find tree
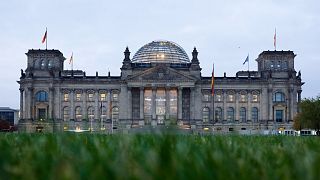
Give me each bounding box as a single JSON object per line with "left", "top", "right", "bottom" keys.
{"left": 294, "top": 96, "right": 320, "bottom": 135}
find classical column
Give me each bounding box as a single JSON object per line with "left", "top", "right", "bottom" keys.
{"left": 178, "top": 87, "right": 182, "bottom": 121}
{"left": 152, "top": 87, "right": 156, "bottom": 120}
{"left": 94, "top": 90, "right": 99, "bottom": 120}
{"left": 268, "top": 88, "right": 273, "bottom": 122}
{"left": 235, "top": 92, "right": 239, "bottom": 122}
{"left": 27, "top": 87, "right": 33, "bottom": 120}
{"left": 70, "top": 90, "right": 75, "bottom": 120}
{"left": 82, "top": 90, "right": 87, "bottom": 120}
{"left": 140, "top": 87, "right": 144, "bottom": 120}
{"left": 165, "top": 87, "right": 170, "bottom": 120}
{"left": 48, "top": 87, "right": 54, "bottom": 119}
{"left": 248, "top": 92, "right": 252, "bottom": 122}
{"left": 297, "top": 90, "right": 302, "bottom": 113}
{"left": 190, "top": 87, "right": 195, "bottom": 121}
{"left": 127, "top": 87, "right": 132, "bottom": 121}
{"left": 19, "top": 88, "right": 24, "bottom": 119}
{"left": 223, "top": 90, "right": 227, "bottom": 121}
{"left": 107, "top": 90, "right": 111, "bottom": 120}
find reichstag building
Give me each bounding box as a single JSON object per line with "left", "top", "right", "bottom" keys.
{"left": 18, "top": 40, "right": 303, "bottom": 133}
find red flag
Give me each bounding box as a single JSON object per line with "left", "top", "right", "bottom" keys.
{"left": 274, "top": 28, "right": 276, "bottom": 50}
{"left": 211, "top": 63, "right": 214, "bottom": 96}
{"left": 42, "top": 29, "right": 47, "bottom": 44}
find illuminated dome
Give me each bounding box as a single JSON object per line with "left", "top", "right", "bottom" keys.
{"left": 131, "top": 40, "right": 190, "bottom": 63}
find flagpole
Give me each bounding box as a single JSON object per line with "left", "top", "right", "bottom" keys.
{"left": 46, "top": 27, "right": 47, "bottom": 50}
{"left": 248, "top": 54, "right": 250, "bottom": 71}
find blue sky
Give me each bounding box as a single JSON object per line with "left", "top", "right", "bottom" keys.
{"left": 0, "top": 0, "right": 319, "bottom": 109}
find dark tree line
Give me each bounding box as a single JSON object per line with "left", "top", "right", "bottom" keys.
{"left": 293, "top": 96, "right": 320, "bottom": 135}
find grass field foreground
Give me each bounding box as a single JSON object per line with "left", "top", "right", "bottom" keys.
{"left": 0, "top": 134, "right": 319, "bottom": 179}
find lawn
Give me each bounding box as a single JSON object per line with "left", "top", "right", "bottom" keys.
{"left": 0, "top": 133, "right": 319, "bottom": 180}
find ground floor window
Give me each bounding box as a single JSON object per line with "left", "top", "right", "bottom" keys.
{"left": 227, "top": 107, "right": 234, "bottom": 122}
{"left": 215, "top": 107, "right": 222, "bottom": 122}
{"left": 63, "top": 107, "right": 69, "bottom": 121}
{"left": 276, "top": 110, "right": 283, "bottom": 122}
{"left": 38, "top": 108, "right": 46, "bottom": 120}
{"left": 112, "top": 107, "right": 119, "bottom": 122}
{"left": 75, "top": 107, "right": 82, "bottom": 121}
{"left": 240, "top": 107, "right": 246, "bottom": 122}
{"left": 202, "top": 107, "right": 210, "bottom": 123}
{"left": 252, "top": 107, "right": 259, "bottom": 122}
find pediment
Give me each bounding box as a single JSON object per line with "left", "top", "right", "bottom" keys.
{"left": 126, "top": 65, "right": 197, "bottom": 82}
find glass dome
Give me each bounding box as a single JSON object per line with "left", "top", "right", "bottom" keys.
{"left": 131, "top": 40, "right": 190, "bottom": 63}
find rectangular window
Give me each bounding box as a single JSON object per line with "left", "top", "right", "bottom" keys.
{"left": 216, "top": 94, "right": 222, "bottom": 102}
{"left": 112, "top": 93, "right": 118, "bottom": 101}
{"left": 228, "top": 95, "right": 234, "bottom": 102}
{"left": 63, "top": 93, "right": 69, "bottom": 101}
{"left": 144, "top": 89, "right": 152, "bottom": 115}
{"left": 276, "top": 110, "right": 283, "bottom": 122}
{"left": 76, "top": 93, "right": 81, "bottom": 101}
{"left": 240, "top": 95, "right": 246, "bottom": 102}
{"left": 88, "top": 93, "right": 94, "bottom": 101}
{"left": 252, "top": 95, "right": 258, "bottom": 102}
{"left": 100, "top": 93, "right": 106, "bottom": 101}
{"left": 203, "top": 94, "right": 210, "bottom": 101}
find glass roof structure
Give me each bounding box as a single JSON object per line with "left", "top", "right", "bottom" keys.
{"left": 131, "top": 40, "right": 190, "bottom": 63}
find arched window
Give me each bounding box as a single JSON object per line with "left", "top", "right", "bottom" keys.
{"left": 112, "top": 107, "right": 119, "bottom": 122}
{"left": 75, "top": 107, "right": 82, "bottom": 121}
{"left": 227, "top": 107, "right": 234, "bottom": 122}
{"left": 252, "top": 107, "right": 259, "bottom": 122}
{"left": 240, "top": 107, "right": 246, "bottom": 122}
{"left": 202, "top": 107, "right": 210, "bottom": 123}
{"left": 35, "top": 91, "right": 48, "bottom": 102}
{"left": 40, "top": 60, "right": 46, "bottom": 69}
{"left": 48, "top": 60, "right": 53, "bottom": 69}
{"left": 100, "top": 106, "right": 107, "bottom": 121}
{"left": 274, "top": 92, "right": 285, "bottom": 102}
{"left": 215, "top": 107, "right": 223, "bottom": 122}
{"left": 87, "top": 106, "right": 95, "bottom": 120}
{"left": 63, "top": 107, "right": 70, "bottom": 121}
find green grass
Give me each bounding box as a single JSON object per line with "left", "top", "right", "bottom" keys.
{"left": 0, "top": 133, "right": 319, "bottom": 180}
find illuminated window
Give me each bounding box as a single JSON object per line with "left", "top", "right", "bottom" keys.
{"left": 63, "top": 93, "right": 69, "bottom": 101}
{"left": 76, "top": 93, "right": 81, "bottom": 101}
{"left": 100, "top": 93, "right": 106, "bottom": 101}
{"left": 252, "top": 94, "right": 259, "bottom": 102}
{"left": 215, "top": 107, "right": 223, "bottom": 122}
{"left": 75, "top": 107, "right": 82, "bottom": 121}
{"left": 203, "top": 94, "right": 210, "bottom": 101}
{"left": 144, "top": 89, "right": 152, "bottom": 115}
{"left": 87, "top": 106, "right": 94, "bottom": 120}
{"left": 202, "top": 107, "right": 210, "bottom": 123}
{"left": 216, "top": 94, "right": 222, "bottom": 102}
{"left": 240, "top": 94, "right": 247, "bottom": 102}
{"left": 112, "top": 107, "right": 119, "bottom": 122}
{"left": 48, "top": 60, "right": 53, "bottom": 69}
{"left": 227, "top": 107, "right": 234, "bottom": 122}
{"left": 228, "top": 95, "right": 234, "bottom": 102}
{"left": 169, "top": 89, "right": 177, "bottom": 116}
{"left": 40, "top": 60, "right": 46, "bottom": 69}
{"left": 63, "top": 107, "right": 70, "bottom": 121}
{"left": 112, "top": 93, "right": 118, "bottom": 101}
{"left": 88, "top": 93, "right": 94, "bottom": 101}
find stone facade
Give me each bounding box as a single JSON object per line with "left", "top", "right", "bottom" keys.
{"left": 18, "top": 41, "right": 303, "bottom": 133}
